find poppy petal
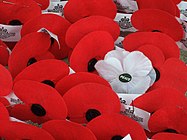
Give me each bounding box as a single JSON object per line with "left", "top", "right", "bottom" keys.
{"left": 0, "top": 41, "right": 9, "bottom": 66}
{"left": 63, "top": 83, "right": 121, "bottom": 124}
{"left": 152, "top": 133, "right": 187, "bottom": 140}
{"left": 42, "top": 120, "right": 97, "bottom": 140}
{"left": 65, "top": 16, "right": 120, "bottom": 49}
{"left": 34, "top": 0, "right": 49, "bottom": 10}
{"left": 55, "top": 72, "right": 111, "bottom": 96}
{"left": 0, "top": 102, "right": 9, "bottom": 120}
{"left": 70, "top": 31, "right": 114, "bottom": 73}
{"left": 131, "top": 9, "right": 184, "bottom": 41}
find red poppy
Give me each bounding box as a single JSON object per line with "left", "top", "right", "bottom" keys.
{"left": 0, "top": 0, "right": 41, "bottom": 25}
{"left": 0, "top": 64, "right": 12, "bottom": 96}
{"left": 0, "top": 102, "right": 9, "bottom": 120}
{"left": 150, "top": 58, "right": 187, "bottom": 94}
{"left": 87, "top": 113, "right": 147, "bottom": 140}
{"left": 55, "top": 72, "right": 111, "bottom": 96}
{"left": 65, "top": 16, "right": 120, "bottom": 49}
{"left": 64, "top": 0, "right": 117, "bottom": 23}
{"left": 0, "top": 40, "right": 9, "bottom": 66}
{"left": 21, "top": 13, "right": 71, "bottom": 59}
{"left": 123, "top": 32, "right": 180, "bottom": 67}
{"left": 152, "top": 133, "right": 187, "bottom": 140}
{"left": 136, "top": 0, "right": 177, "bottom": 16}
{"left": 12, "top": 80, "right": 68, "bottom": 124}
{"left": 0, "top": 97, "right": 10, "bottom": 107}
{"left": 0, "top": 121, "right": 55, "bottom": 140}
{"left": 8, "top": 32, "right": 51, "bottom": 78}
{"left": 131, "top": 9, "right": 184, "bottom": 41}
{"left": 33, "top": 0, "right": 49, "bottom": 10}
{"left": 14, "top": 59, "right": 69, "bottom": 88}
{"left": 42, "top": 120, "right": 97, "bottom": 140}
{"left": 63, "top": 83, "right": 121, "bottom": 124}
{"left": 70, "top": 31, "right": 114, "bottom": 73}
{"left": 172, "top": 0, "right": 181, "bottom": 4}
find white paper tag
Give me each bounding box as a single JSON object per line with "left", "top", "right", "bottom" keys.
{"left": 38, "top": 28, "right": 60, "bottom": 49}
{"left": 0, "top": 24, "right": 22, "bottom": 42}
{"left": 69, "top": 67, "right": 75, "bottom": 74}
{"left": 178, "top": 1, "right": 187, "bottom": 21}
{"left": 113, "top": 0, "right": 138, "bottom": 13}
{"left": 121, "top": 105, "right": 151, "bottom": 131}
{"left": 42, "top": 1, "right": 68, "bottom": 16}
{"left": 118, "top": 94, "right": 141, "bottom": 105}
{"left": 4, "top": 92, "right": 23, "bottom": 105}
{"left": 122, "top": 134, "right": 132, "bottom": 140}
{"left": 115, "top": 13, "right": 137, "bottom": 34}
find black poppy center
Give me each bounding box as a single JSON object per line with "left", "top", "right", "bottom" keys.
{"left": 50, "top": 37, "right": 55, "bottom": 46}
{"left": 88, "top": 58, "right": 98, "bottom": 72}
{"left": 31, "top": 104, "right": 46, "bottom": 117}
{"left": 164, "top": 129, "right": 178, "bottom": 133}
{"left": 9, "top": 20, "right": 22, "bottom": 25}
{"left": 41, "top": 80, "right": 55, "bottom": 88}
{"left": 27, "top": 57, "right": 37, "bottom": 66}
{"left": 86, "top": 109, "right": 101, "bottom": 122}
{"left": 112, "top": 135, "right": 124, "bottom": 140}
{"left": 119, "top": 73, "right": 132, "bottom": 83}
{"left": 154, "top": 67, "right": 160, "bottom": 82}
{"left": 152, "top": 30, "right": 161, "bottom": 32}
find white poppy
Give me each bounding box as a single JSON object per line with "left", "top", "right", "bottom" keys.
{"left": 95, "top": 48, "right": 156, "bottom": 94}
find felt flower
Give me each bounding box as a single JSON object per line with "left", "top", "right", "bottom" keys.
{"left": 95, "top": 48, "right": 156, "bottom": 94}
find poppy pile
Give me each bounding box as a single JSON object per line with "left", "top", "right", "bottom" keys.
{"left": 0, "top": 0, "right": 187, "bottom": 140}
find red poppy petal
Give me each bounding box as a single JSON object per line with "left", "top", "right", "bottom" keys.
{"left": 123, "top": 32, "right": 180, "bottom": 59}
{"left": 63, "top": 83, "right": 121, "bottom": 124}
{"left": 55, "top": 72, "right": 111, "bottom": 96}
{"left": 34, "top": 0, "right": 49, "bottom": 10}
{"left": 133, "top": 88, "right": 187, "bottom": 113}
{"left": 0, "top": 102, "right": 9, "bottom": 120}
{"left": 137, "top": 45, "right": 165, "bottom": 68}
{"left": 64, "top": 0, "right": 117, "bottom": 23}
{"left": 136, "top": 0, "right": 176, "bottom": 16}
{"left": 65, "top": 16, "right": 120, "bottom": 49}
{"left": 0, "top": 41, "right": 9, "bottom": 66}
{"left": 21, "top": 14, "right": 71, "bottom": 37}
{"left": 35, "top": 51, "right": 55, "bottom": 60}
{"left": 131, "top": 9, "right": 184, "bottom": 41}
{"left": 0, "top": 64, "right": 12, "bottom": 96}
{"left": 6, "top": 0, "right": 41, "bottom": 24}
{"left": 14, "top": 59, "right": 69, "bottom": 86}
{"left": 148, "top": 106, "right": 187, "bottom": 135}
{"left": 0, "top": 97, "right": 10, "bottom": 107}
{"left": 0, "top": 121, "right": 55, "bottom": 140}
{"left": 42, "top": 120, "right": 97, "bottom": 140}
{"left": 152, "top": 133, "right": 187, "bottom": 140}
{"left": 151, "top": 58, "right": 187, "bottom": 93}
{"left": 70, "top": 31, "right": 114, "bottom": 73}
{"left": 8, "top": 32, "right": 51, "bottom": 78}
{"left": 13, "top": 80, "right": 68, "bottom": 122}
{"left": 87, "top": 114, "right": 147, "bottom": 140}
{"left": 172, "top": 0, "right": 181, "bottom": 4}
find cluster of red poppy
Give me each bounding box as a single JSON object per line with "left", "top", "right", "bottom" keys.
{"left": 0, "top": 0, "right": 187, "bottom": 139}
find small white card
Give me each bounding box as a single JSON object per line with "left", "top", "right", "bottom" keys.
{"left": 114, "top": 0, "right": 138, "bottom": 13}
{"left": 0, "top": 24, "right": 22, "bottom": 42}
{"left": 178, "top": 1, "right": 187, "bottom": 21}
{"left": 4, "top": 92, "right": 23, "bottom": 105}
{"left": 118, "top": 93, "right": 141, "bottom": 105}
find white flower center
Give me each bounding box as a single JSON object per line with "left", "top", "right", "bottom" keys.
{"left": 119, "top": 73, "right": 132, "bottom": 83}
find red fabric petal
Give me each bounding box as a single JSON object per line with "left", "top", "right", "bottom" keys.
{"left": 33, "top": 0, "right": 49, "bottom": 10}
{"left": 0, "top": 121, "right": 55, "bottom": 140}
{"left": 0, "top": 102, "right": 9, "bottom": 120}
{"left": 172, "top": 0, "right": 181, "bottom": 4}
{"left": 14, "top": 59, "right": 69, "bottom": 85}
{"left": 87, "top": 114, "right": 147, "bottom": 140}
{"left": 8, "top": 32, "right": 51, "bottom": 78}
{"left": 70, "top": 31, "right": 114, "bottom": 73}
{"left": 13, "top": 80, "right": 68, "bottom": 123}
{"left": 152, "top": 133, "right": 187, "bottom": 140}
{"left": 65, "top": 16, "right": 120, "bottom": 49}
{"left": 0, "top": 41, "right": 9, "bottom": 66}
{"left": 42, "top": 120, "right": 97, "bottom": 140}
{"left": 0, "top": 64, "right": 12, "bottom": 96}
{"left": 136, "top": 0, "right": 176, "bottom": 16}
{"left": 131, "top": 9, "right": 184, "bottom": 41}
{"left": 63, "top": 83, "right": 121, "bottom": 124}
{"left": 123, "top": 32, "right": 180, "bottom": 60}
{"left": 55, "top": 72, "right": 111, "bottom": 96}
{"left": 64, "top": 0, "right": 117, "bottom": 23}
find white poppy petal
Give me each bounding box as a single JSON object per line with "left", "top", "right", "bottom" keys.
{"left": 104, "top": 57, "right": 123, "bottom": 72}
{"left": 127, "top": 76, "right": 151, "bottom": 94}
{"left": 95, "top": 61, "right": 121, "bottom": 81}
{"left": 148, "top": 69, "right": 157, "bottom": 86}
{"left": 123, "top": 51, "right": 153, "bottom": 76}
{"left": 110, "top": 78, "right": 128, "bottom": 93}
